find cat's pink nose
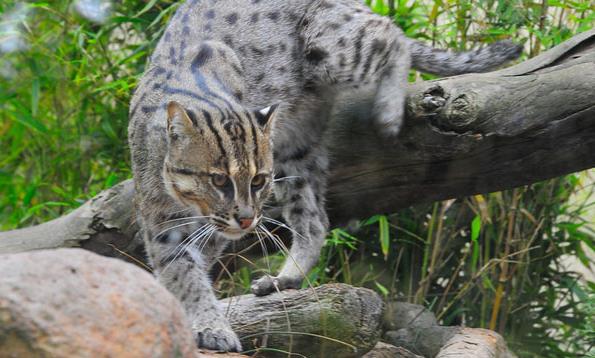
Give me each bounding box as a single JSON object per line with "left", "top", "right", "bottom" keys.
{"left": 239, "top": 218, "right": 254, "bottom": 230}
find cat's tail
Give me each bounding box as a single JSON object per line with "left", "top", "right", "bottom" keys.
{"left": 406, "top": 39, "right": 523, "bottom": 76}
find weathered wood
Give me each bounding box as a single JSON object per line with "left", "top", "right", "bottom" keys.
{"left": 327, "top": 28, "right": 595, "bottom": 223}
{"left": 0, "top": 30, "right": 594, "bottom": 259}
{"left": 221, "top": 283, "right": 384, "bottom": 357}
{"left": 0, "top": 180, "right": 145, "bottom": 265}
{"left": 384, "top": 326, "right": 517, "bottom": 358}
{"left": 435, "top": 328, "right": 515, "bottom": 358}
{"left": 362, "top": 342, "right": 423, "bottom": 358}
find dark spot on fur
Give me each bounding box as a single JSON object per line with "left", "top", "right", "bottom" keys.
{"left": 305, "top": 47, "right": 328, "bottom": 64}
{"left": 310, "top": 226, "right": 322, "bottom": 238}
{"left": 319, "top": 0, "right": 334, "bottom": 9}
{"left": 225, "top": 12, "right": 239, "bottom": 25}
{"left": 250, "top": 12, "right": 260, "bottom": 23}
{"left": 338, "top": 53, "right": 347, "bottom": 67}
{"left": 205, "top": 9, "right": 215, "bottom": 19}
{"left": 295, "top": 178, "right": 306, "bottom": 189}
{"left": 191, "top": 44, "right": 212, "bottom": 68}
{"left": 291, "top": 207, "right": 304, "bottom": 216}
{"left": 255, "top": 73, "right": 265, "bottom": 82}
{"left": 267, "top": 11, "right": 280, "bottom": 21}
{"left": 223, "top": 35, "right": 233, "bottom": 46}
{"left": 343, "top": 14, "right": 353, "bottom": 22}
{"left": 251, "top": 46, "right": 264, "bottom": 56}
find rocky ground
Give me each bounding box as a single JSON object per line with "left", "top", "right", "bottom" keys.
{"left": 0, "top": 248, "right": 515, "bottom": 357}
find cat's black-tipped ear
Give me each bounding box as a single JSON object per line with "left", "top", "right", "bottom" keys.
{"left": 254, "top": 103, "right": 280, "bottom": 132}
{"left": 167, "top": 101, "right": 195, "bottom": 137}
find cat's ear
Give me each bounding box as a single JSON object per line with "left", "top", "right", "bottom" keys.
{"left": 254, "top": 103, "right": 280, "bottom": 133}
{"left": 167, "top": 101, "right": 195, "bottom": 137}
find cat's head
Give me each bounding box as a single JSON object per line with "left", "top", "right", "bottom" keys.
{"left": 163, "top": 101, "right": 277, "bottom": 240}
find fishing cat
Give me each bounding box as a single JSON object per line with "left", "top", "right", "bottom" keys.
{"left": 129, "top": 0, "right": 521, "bottom": 351}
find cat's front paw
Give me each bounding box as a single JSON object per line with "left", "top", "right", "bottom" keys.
{"left": 251, "top": 275, "right": 302, "bottom": 296}
{"left": 194, "top": 326, "right": 242, "bottom": 352}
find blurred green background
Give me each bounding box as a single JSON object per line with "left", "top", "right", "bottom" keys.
{"left": 0, "top": 0, "right": 593, "bottom": 356}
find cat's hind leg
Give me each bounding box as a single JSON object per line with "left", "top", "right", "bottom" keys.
{"left": 301, "top": 1, "right": 410, "bottom": 136}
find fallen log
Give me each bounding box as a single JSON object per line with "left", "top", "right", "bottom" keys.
{"left": 435, "top": 328, "right": 515, "bottom": 358}
{"left": 362, "top": 342, "right": 423, "bottom": 358}
{"left": 223, "top": 283, "right": 384, "bottom": 357}
{"left": 1, "top": 30, "right": 594, "bottom": 264}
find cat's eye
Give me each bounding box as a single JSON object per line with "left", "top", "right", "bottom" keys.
{"left": 211, "top": 174, "right": 230, "bottom": 188}
{"left": 251, "top": 174, "right": 267, "bottom": 190}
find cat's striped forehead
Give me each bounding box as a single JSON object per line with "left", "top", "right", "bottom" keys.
{"left": 189, "top": 106, "right": 272, "bottom": 176}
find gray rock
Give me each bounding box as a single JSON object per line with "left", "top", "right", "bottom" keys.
{"left": 383, "top": 301, "right": 438, "bottom": 331}
{"left": 0, "top": 248, "right": 197, "bottom": 357}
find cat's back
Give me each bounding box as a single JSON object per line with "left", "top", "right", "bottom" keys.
{"left": 152, "top": 0, "right": 316, "bottom": 107}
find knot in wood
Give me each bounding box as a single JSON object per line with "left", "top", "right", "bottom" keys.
{"left": 441, "top": 93, "right": 478, "bottom": 131}
{"left": 408, "top": 85, "right": 448, "bottom": 119}
{"left": 421, "top": 85, "right": 447, "bottom": 112}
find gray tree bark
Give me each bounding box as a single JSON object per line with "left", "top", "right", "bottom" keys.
{"left": 222, "top": 283, "right": 383, "bottom": 357}
{"left": 0, "top": 29, "right": 594, "bottom": 263}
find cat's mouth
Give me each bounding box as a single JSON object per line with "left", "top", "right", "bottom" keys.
{"left": 209, "top": 215, "right": 260, "bottom": 240}
{"left": 215, "top": 227, "right": 251, "bottom": 240}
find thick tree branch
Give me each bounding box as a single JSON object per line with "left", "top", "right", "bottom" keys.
{"left": 1, "top": 29, "right": 594, "bottom": 258}
{"left": 222, "top": 283, "right": 383, "bottom": 357}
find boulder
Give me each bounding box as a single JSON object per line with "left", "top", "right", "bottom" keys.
{"left": 0, "top": 248, "right": 197, "bottom": 357}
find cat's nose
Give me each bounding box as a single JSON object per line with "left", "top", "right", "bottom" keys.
{"left": 238, "top": 217, "right": 254, "bottom": 230}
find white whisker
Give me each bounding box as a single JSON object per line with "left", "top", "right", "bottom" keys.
{"left": 165, "top": 223, "right": 211, "bottom": 260}
{"left": 162, "top": 224, "right": 215, "bottom": 274}
{"left": 155, "top": 215, "right": 210, "bottom": 227}
{"left": 273, "top": 176, "right": 303, "bottom": 182}
{"left": 254, "top": 228, "right": 271, "bottom": 273}
{"left": 151, "top": 220, "right": 199, "bottom": 242}
{"left": 261, "top": 216, "right": 311, "bottom": 243}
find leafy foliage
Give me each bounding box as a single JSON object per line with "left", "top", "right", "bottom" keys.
{"left": 0, "top": 0, "right": 593, "bottom": 357}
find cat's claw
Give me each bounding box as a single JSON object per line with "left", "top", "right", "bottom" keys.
{"left": 194, "top": 327, "right": 242, "bottom": 352}
{"left": 251, "top": 275, "right": 302, "bottom": 296}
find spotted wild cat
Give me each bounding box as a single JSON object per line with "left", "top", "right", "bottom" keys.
{"left": 129, "top": 0, "right": 521, "bottom": 351}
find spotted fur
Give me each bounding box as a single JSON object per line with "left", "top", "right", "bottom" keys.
{"left": 129, "top": 0, "right": 521, "bottom": 351}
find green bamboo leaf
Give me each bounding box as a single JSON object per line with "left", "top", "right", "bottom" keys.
{"left": 471, "top": 215, "right": 481, "bottom": 242}
{"left": 375, "top": 281, "right": 389, "bottom": 297}
{"left": 135, "top": 0, "right": 160, "bottom": 18}
{"left": 363, "top": 214, "right": 381, "bottom": 226}
{"left": 379, "top": 215, "right": 390, "bottom": 260}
